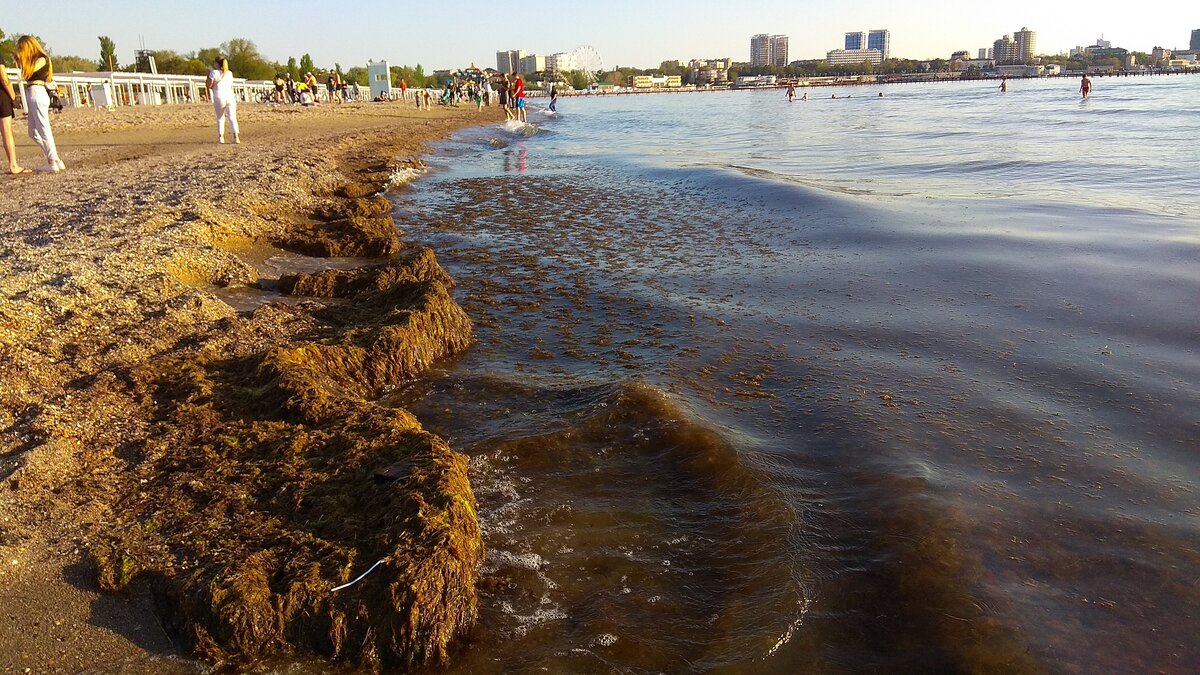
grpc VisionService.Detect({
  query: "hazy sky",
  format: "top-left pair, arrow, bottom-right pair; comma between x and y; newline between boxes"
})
5,1 -> 1195,70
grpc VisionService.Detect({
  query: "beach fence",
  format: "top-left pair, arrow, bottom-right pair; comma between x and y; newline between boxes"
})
2,68 -> 277,109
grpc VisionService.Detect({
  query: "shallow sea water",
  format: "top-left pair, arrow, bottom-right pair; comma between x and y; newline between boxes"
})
387,76 -> 1200,673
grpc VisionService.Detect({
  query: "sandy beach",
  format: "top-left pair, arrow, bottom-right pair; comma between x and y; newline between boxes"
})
0,100 -> 498,672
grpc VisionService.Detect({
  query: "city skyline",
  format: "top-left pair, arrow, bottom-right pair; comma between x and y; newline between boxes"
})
2,1 -> 1193,71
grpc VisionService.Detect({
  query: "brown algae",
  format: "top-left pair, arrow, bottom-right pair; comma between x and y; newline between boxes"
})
91,198 -> 481,667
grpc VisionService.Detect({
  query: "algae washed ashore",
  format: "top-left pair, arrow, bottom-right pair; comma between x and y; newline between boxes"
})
0,102 -> 502,671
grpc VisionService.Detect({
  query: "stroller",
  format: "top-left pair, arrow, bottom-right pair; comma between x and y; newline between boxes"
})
48,88 -> 65,113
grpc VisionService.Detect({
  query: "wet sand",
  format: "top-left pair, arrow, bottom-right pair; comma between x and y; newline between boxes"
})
0,101 -> 498,672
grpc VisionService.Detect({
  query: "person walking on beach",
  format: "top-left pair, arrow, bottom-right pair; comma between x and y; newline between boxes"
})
400,79 -> 407,101
1080,74 -> 1092,100
0,55 -> 28,175
206,56 -> 240,144
14,36 -> 64,173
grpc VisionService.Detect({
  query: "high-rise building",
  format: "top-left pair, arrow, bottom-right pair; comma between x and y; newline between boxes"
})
750,34 -> 771,66
750,34 -> 789,67
518,54 -> 546,74
845,32 -> 865,50
1014,27 -> 1037,63
771,35 -> 789,66
978,48 -> 990,60
1191,28 -> 1200,50
993,35 -> 1019,64
496,50 -> 526,74
867,29 -> 890,60
547,52 -> 577,75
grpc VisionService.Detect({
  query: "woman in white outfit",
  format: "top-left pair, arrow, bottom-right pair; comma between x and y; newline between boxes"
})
206,57 -> 240,144
13,36 -> 64,173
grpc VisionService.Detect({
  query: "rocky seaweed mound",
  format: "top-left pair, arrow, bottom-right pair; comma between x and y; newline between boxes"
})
92,243 -> 481,666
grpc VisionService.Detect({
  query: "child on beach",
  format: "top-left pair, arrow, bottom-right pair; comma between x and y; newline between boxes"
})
206,56 -> 240,144
1,55 -> 28,174
14,36 -> 64,173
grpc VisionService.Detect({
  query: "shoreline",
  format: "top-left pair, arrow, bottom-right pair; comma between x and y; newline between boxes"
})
533,67 -> 1199,96
0,102 -> 500,671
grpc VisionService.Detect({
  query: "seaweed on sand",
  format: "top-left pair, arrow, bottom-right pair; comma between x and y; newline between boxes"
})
92,249 -> 482,668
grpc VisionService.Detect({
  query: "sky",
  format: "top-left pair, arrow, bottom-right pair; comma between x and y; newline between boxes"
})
5,1 -> 1196,71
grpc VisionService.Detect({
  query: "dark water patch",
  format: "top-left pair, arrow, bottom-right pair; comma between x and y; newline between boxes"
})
398,379 -> 809,673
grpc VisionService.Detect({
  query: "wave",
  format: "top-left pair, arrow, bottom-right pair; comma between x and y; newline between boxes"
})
415,377 -> 809,672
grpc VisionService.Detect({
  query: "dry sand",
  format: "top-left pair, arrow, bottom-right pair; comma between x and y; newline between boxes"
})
0,100 -> 498,672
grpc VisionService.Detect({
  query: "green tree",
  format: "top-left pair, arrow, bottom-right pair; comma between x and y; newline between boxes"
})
570,70 -> 588,90
344,66 -> 368,86
286,56 -> 299,79
222,38 -> 274,80
98,35 -> 118,70
389,64 -> 431,88
299,53 -> 315,75
151,50 -> 209,76
55,55 -> 100,72
197,47 -> 221,68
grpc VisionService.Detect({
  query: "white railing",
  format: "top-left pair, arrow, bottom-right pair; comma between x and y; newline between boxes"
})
1,69 -> 407,108
3,67 -> 279,108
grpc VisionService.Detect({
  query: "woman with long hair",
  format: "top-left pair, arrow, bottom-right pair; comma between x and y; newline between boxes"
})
13,36 -> 64,173
206,56 -> 240,144
1,55 -> 29,174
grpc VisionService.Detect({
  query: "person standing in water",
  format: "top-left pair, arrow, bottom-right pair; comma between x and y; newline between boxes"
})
786,82 -> 796,102
999,77 -> 1008,93
206,56 -> 240,144
14,36 -> 64,173
1080,74 -> 1092,99
514,74 -> 527,123
499,74 -> 513,120
549,84 -> 558,112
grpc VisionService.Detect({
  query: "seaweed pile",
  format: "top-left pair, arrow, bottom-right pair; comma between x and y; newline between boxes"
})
90,173 -> 483,668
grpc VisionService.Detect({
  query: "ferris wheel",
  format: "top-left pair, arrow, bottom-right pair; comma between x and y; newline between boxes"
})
571,45 -> 604,82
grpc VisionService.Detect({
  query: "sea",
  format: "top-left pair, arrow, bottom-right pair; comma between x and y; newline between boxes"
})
381,76 -> 1200,674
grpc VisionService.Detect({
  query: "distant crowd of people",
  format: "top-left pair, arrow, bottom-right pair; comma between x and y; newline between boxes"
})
269,71 -> 366,106
433,72 -> 536,122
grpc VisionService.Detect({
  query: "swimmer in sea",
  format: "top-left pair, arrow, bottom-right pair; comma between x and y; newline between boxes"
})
801,92 -> 807,101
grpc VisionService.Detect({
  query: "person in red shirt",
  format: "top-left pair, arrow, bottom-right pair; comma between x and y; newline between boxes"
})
514,75 -> 527,123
